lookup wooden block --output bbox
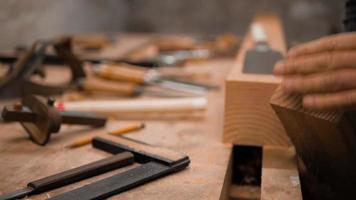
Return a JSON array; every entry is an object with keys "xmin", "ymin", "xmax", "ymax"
[
  {"xmin": 224, "ymin": 13, "xmax": 291, "ymax": 146},
  {"xmin": 261, "ymin": 146, "xmax": 302, "ymax": 200},
  {"xmin": 230, "ymin": 185, "xmax": 260, "ymax": 200},
  {"xmin": 270, "ymin": 88, "xmax": 356, "ymax": 199}
]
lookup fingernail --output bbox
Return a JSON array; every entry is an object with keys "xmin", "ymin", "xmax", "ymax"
[{"xmin": 273, "ymin": 61, "xmax": 284, "ymax": 74}]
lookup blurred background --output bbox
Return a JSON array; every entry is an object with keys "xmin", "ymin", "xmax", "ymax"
[{"xmin": 0, "ymin": 0, "xmax": 345, "ymax": 50}]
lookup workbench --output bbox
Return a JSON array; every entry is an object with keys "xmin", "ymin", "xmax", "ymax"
[{"xmin": 0, "ymin": 34, "xmax": 233, "ymax": 199}]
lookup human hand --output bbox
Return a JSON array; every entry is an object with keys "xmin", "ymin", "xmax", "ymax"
[{"xmin": 274, "ymin": 33, "xmax": 356, "ymax": 111}]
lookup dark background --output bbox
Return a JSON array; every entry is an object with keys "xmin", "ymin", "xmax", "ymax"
[{"xmin": 0, "ymin": 0, "xmax": 345, "ymax": 50}]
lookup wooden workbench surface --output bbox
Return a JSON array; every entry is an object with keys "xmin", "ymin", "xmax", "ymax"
[{"xmin": 0, "ymin": 34, "xmax": 233, "ymax": 200}]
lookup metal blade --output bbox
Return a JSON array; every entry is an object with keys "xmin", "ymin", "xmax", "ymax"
[
  {"xmin": 154, "ymin": 79, "xmax": 216, "ymax": 95},
  {"xmin": 0, "ymin": 187, "xmax": 33, "ymax": 200}
]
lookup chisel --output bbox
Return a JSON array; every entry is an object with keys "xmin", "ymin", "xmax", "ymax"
[{"xmin": 93, "ymin": 63, "xmax": 217, "ymax": 95}]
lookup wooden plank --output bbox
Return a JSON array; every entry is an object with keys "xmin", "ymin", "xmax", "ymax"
[
  {"xmin": 270, "ymin": 88, "xmax": 356, "ymax": 199},
  {"xmin": 261, "ymin": 146, "xmax": 302, "ymax": 200},
  {"xmin": 223, "ymin": 13, "xmax": 291, "ymax": 147}
]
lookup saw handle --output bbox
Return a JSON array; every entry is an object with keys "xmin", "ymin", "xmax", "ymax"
[
  {"xmin": 94, "ymin": 64, "xmax": 148, "ymax": 84},
  {"xmin": 28, "ymin": 152, "xmax": 134, "ymax": 194},
  {"xmin": 80, "ymin": 78, "xmax": 141, "ymax": 96}
]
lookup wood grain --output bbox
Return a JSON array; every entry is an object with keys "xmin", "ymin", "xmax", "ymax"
[
  {"xmin": 270, "ymin": 87, "xmax": 356, "ymax": 199},
  {"xmin": 261, "ymin": 146, "xmax": 302, "ymax": 200},
  {"xmin": 224, "ymin": 13, "xmax": 291, "ymax": 147}
]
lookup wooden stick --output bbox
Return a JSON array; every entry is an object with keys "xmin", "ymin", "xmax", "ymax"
[
  {"xmin": 66, "ymin": 122, "xmax": 145, "ymax": 149},
  {"xmin": 56, "ymin": 97, "xmax": 207, "ymax": 113}
]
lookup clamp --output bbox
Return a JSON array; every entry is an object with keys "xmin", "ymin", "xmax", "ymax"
[{"xmin": 0, "ymin": 136, "xmax": 190, "ymax": 200}]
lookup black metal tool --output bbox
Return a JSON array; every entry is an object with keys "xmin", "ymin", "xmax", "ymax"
[
  {"xmin": 0, "ymin": 37, "xmax": 86, "ymax": 98},
  {"xmin": 49, "ymin": 136, "xmax": 190, "ymax": 200},
  {"xmin": 0, "ymin": 49, "xmax": 160, "ymax": 68},
  {"xmin": 1, "ymin": 95, "xmax": 107, "ymax": 145},
  {"xmin": 243, "ymin": 23, "xmax": 283, "ymax": 74},
  {"xmin": 0, "ymin": 151, "xmax": 134, "ymax": 200}
]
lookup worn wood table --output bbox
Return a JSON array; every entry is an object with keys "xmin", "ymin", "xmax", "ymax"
[{"xmin": 0, "ymin": 34, "xmax": 233, "ymax": 200}]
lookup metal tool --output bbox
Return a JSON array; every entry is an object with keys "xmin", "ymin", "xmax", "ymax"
[
  {"xmin": 94, "ymin": 64, "xmax": 218, "ymax": 95},
  {"xmin": 1, "ymin": 95, "xmax": 107, "ymax": 145},
  {"xmin": 0, "ymin": 50, "xmax": 162, "ymax": 68},
  {"xmin": 128, "ymin": 48, "xmax": 213, "ymax": 67},
  {"xmin": 49, "ymin": 136, "xmax": 190, "ymax": 200},
  {"xmin": 0, "ymin": 37, "xmax": 86, "ymax": 98},
  {"xmin": 243, "ymin": 23, "xmax": 283, "ymax": 74},
  {"xmin": 0, "ymin": 151, "xmax": 134, "ymax": 200}
]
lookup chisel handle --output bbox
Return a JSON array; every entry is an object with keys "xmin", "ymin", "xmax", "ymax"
[
  {"xmin": 28, "ymin": 152, "xmax": 134, "ymax": 194},
  {"xmin": 80, "ymin": 78, "xmax": 142, "ymax": 96},
  {"xmin": 94, "ymin": 64, "xmax": 148, "ymax": 84}
]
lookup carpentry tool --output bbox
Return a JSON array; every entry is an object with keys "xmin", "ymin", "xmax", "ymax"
[
  {"xmin": 55, "ymin": 97, "xmax": 207, "ymax": 113},
  {"xmin": 94, "ymin": 63, "xmax": 217, "ymax": 95},
  {"xmin": 243, "ymin": 23, "xmax": 283, "ymax": 74},
  {"xmin": 66, "ymin": 122, "xmax": 145, "ymax": 148},
  {"xmin": 129, "ymin": 49, "xmax": 213, "ymax": 67},
  {"xmin": 0, "ymin": 37, "xmax": 86, "ymax": 98},
  {"xmin": 0, "ymin": 151, "xmax": 134, "ymax": 200},
  {"xmin": 24, "ymin": 77, "xmax": 142, "ymax": 97},
  {"xmin": 0, "ymin": 36, "xmax": 142, "ymax": 97},
  {"xmin": 1, "ymin": 95, "xmax": 107, "ymax": 145},
  {"xmin": 49, "ymin": 136, "xmax": 190, "ymax": 200}
]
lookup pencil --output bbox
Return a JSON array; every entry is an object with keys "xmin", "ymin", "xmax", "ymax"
[{"xmin": 66, "ymin": 122, "xmax": 145, "ymax": 149}]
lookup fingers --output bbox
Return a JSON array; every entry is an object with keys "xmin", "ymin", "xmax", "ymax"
[
  {"xmin": 281, "ymin": 69, "xmax": 356, "ymax": 94},
  {"xmin": 287, "ymin": 33, "xmax": 356, "ymax": 58},
  {"xmin": 274, "ymin": 51, "xmax": 356, "ymax": 75},
  {"xmin": 303, "ymin": 90, "xmax": 356, "ymax": 111}
]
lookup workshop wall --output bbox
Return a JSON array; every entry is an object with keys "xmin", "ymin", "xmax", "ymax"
[{"xmin": 0, "ymin": 0, "xmax": 344, "ymax": 50}]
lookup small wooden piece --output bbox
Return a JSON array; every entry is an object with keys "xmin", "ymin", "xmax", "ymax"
[
  {"xmin": 81, "ymin": 78, "xmax": 140, "ymax": 96},
  {"xmin": 261, "ymin": 146, "xmax": 302, "ymax": 200},
  {"xmin": 94, "ymin": 64, "xmax": 148, "ymax": 84},
  {"xmin": 223, "ymin": 13, "xmax": 290, "ymax": 147},
  {"xmin": 66, "ymin": 122, "xmax": 145, "ymax": 149},
  {"xmin": 270, "ymin": 88, "xmax": 356, "ymax": 199},
  {"xmin": 230, "ymin": 185, "xmax": 260, "ymax": 200}
]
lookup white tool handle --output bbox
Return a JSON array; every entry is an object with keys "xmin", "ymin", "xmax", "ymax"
[
  {"xmin": 251, "ymin": 23, "xmax": 267, "ymax": 43},
  {"xmin": 56, "ymin": 97, "xmax": 207, "ymax": 113}
]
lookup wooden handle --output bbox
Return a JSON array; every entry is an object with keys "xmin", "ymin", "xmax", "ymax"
[
  {"xmin": 28, "ymin": 152, "xmax": 134, "ymax": 193},
  {"xmin": 73, "ymin": 35, "xmax": 110, "ymax": 50},
  {"xmin": 94, "ymin": 64, "xmax": 148, "ymax": 84},
  {"xmin": 80, "ymin": 78, "xmax": 141, "ymax": 96}
]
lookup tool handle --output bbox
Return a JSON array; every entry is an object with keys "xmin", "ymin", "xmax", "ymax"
[
  {"xmin": 1, "ymin": 107, "xmax": 36, "ymax": 122},
  {"xmin": 60, "ymin": 111, "xmax": 107, "ymax": 127},
  {"xmin": 28, "ymin": 152, "xmax": 134, "ymax": 194},
  {"xmin": 94, "ymin": 64, "xmax": 148, "ymax": 84},
  {"xmin": 80, "ymin": 78, "xmax": 141, "ymax": 96}
]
